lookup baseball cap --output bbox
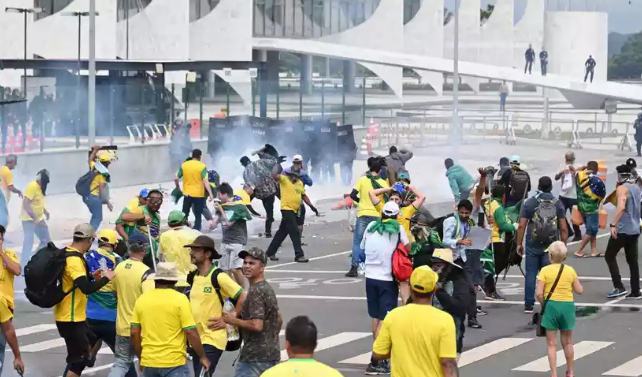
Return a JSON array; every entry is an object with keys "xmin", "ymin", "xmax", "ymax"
[
  {"xmin": 293, "ymin": 155, "xmax": 303, "ymax": 162},
  {"xmin": 510, "ymin": 155, "xmax": 521, "ymax": 164},
  {"xmin": 127, "ymin": 232, "xmax": 149, "ymax": 245},
  {"xmin": 154, "ymin": 262, "xmax": 180, "ymax": 282},
  {"xmin": 97, "ymin": 229, "xmax": 119, "ymax": 245},
  {"xmin": 239, "ymin": 247, "xmax": 268, "ymax": 265},
  {"xmin": 410, "ymin": 266, "xmax": 439, "ymax": 294},
  {"xmin": 185, "ymin": 235, "xmax": 220, "ymax": 259},
  {"xmin": 139, "ymin": 188, "xmax": 150, "ymax": 198},
  {"xmin": 167, "ymin": 210, "xmax": 186, "ymax": 226},
  {"xmin": 73, "ymin": 224, "xmax": 95, "ymax": 239},
  {"xmin": 382, "ymin": 202, "xmax": 400, "ymax": 217}
]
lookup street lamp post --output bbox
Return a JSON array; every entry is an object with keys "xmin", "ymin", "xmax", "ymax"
[
  {"xmin": 4, "ymin": 7, "xmax": 43, "ymax": 98},
  {"xmin": 452, "ymin": 0, "xmax": 460, "ymax": 150},
  {"xmin": 62, "ymin": 11, "xmax": 99, "ymax": 149}
]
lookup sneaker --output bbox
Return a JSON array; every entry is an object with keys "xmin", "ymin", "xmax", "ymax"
[
  {"xmin": 264, "ymin": 233, "xmax": 272, "ymax": 238},
  {"xmin": 365, "ymin": 363, "xmax": 386, "ymax": 375},
  {"xmin": 268, "ymin": 255, "xmax": 279, "ymax": 262},
  {"xmin": 476, "ymin": 306, "xmax": 488, "ymax": 316},
  {"xmin": 345, "ymin": 266, "xmax": 358, "ymax": 278},
  {"xmin": 468, "ymin": 318, "xmax": 482, "ymax": 329},
  {"xmin": 295, "ymin": 256, "xmax": 309, "ymax": 263},
  {"xmin": 380, "ymin": 360, "xmax": 391, "ymax": 374},
  {"xmin": 626, "ymin": 292, "xmax": 642, "ymax": 299},
  {"xmin": 607, "ymin": 288, "xmax": 628, "ymax": 299},
  {"xmin": 524, "ymin": 305, "xmax": 534, "ymax": 314},
  {"xmin": 485, "ymin": 292, "xmax": 506, "ymax": 301}
]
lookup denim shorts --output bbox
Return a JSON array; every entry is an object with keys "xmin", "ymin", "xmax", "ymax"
[
  {"xmin": 234, "ymin": 361, "xmax": 279, "ymax": 377},
  {"xmin": 365, "ymin": 278, "xmax": 398, "ymax": 320},
  {"xmin": 582, "ymin": 212, "xmax": 599, "ymax": 237}
]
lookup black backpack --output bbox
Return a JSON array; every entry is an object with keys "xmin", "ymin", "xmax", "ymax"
[
  {"xmin": 24, "ymin": 242, "xmax": 85, "ymax": 308},
  {"xmin": 186, "ymin": 268, "xmax": 242, "ymax": 352},
  {"xmin": 509, "ymin": 170, "xmax": 530, "ymax": 200},
  {"xmin": 530, "ymin": 197, "xmax": 560, "ymax": 244},
  {"xmin": 76, "ymin": 169, "xmax": 99, "ymax": 197}
]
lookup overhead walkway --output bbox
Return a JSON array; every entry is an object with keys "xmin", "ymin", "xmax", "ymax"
[{"xmin": 253, "ymin": 37, "xmax": 642, "ymax": 106}]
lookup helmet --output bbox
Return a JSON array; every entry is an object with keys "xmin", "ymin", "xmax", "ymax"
[
  {"xmin": 97, "ymin": 229, "xmax": 119, "ymax": 245},
  {"xmin": 97, "ymin": 150, "xmax": 112, "ymax": 163},
  {"xmin": 139, "ymin": 188, "xmax": 150, "ymax": 198}
]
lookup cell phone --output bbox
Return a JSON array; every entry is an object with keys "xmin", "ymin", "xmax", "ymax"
[{"xmin": 15, "ymin": 366, "xmax": 23, "ymax": 377}]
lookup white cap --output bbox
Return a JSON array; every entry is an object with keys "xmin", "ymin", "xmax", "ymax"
[
  {"xmin": 293, "ymin": 154, "xmax": 303, "ymax": 162},
  {"xmin": 382, "ymin": 201, "xmax": 400, "ymax": 216}
]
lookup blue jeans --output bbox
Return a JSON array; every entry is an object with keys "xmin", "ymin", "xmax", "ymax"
[
  {"xmin": 351, "ymin": 216, "xmax": 379, "ymax": 267},
  {"xmin": 107, "ymin": 335, "xmax": 137, "ymax": 377},
  {"xmin": 189, "ymin": 345, "xmax": 223, "ymax": 376},
  {"xmin": 524, "ymin": 244, "xmax": 551, "ymax": 306},
  {"xmin": 234, "ymin": 361, "xmax": 279, "ymax": 377},
  {"xmin": 143, "ymin": 364, "xmax": 189, "ymax": 377},
  {"xmin": 83, "ymin": 195, "xmax": 103, "ymax": 232},
  {"xmin": 0, "ymin": 325, "xmax": 6, "ymax": 377},
  {"xmin": 21, "ymin": 220, "xmax": 51, "ymax": 268}
]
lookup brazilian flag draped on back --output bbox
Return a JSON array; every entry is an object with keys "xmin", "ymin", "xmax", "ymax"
[{"xmin": 221, "ymin": 195, "xmax": 253, "ymax": 222}]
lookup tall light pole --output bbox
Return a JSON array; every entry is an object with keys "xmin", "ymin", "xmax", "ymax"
[
  {"xmin": 62, "ymin": 11, "xmax": 99, "ymax": 149},
  {"xmin": 4, "ymin": 7, "xmax": 43, "ymax": 97},
  {"xmin": 452, "ymin": 0, "xmax": 460, "ymax": 149},
  {"xmin": 88, "ymin": 0, "xmax": 97, "ymax": 146}
]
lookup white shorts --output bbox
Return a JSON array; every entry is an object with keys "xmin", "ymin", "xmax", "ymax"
[{"xmin": 219, "ymin": 243, "xmax": 244, "ymax": 271}]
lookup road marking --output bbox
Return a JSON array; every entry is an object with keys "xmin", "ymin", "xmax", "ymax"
[
  {"xmin": 16, "ymin": 324, "xmax": 57, "ymax": 336},
  {"xmin": 605, "ymin": 295, "xmax": 628, "ymax": 307},
  {"xmin": 459, "ymin": 338, "xmax": 534, "ymax": 367},
  {"xmin": 20, "ymin": 338, "xmax": 66, "ymax": 352},
  {"xmin": 603, "ymin": 355, "xmax": 642, "ymax": 376},
  {"xmin": 567, "ymin": 233, "xmax": 609, "ymax": 245},
  {"xmin": 512, "ymin": 341, "xmax": 613, "ymax": 372},
  {"xmin": 339, "ymin": 352, "xmax": 371, "ymax": 365},
  {"xmin": 265, "ymin": 251, "xmax": 351, "ymax": 270},
  {"xmin": 287, "ymin": 332, "xmax": 369, "ymax": 362}
]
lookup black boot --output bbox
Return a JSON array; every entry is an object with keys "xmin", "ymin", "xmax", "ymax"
[{"xmin": 345, "ymin": 266, "xmax": 358, "ymax": 277}]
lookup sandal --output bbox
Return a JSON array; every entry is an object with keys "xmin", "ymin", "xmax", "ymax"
[
  {"xmin": 590, "ymin": 253, "xmax": 604, "ymax": 258},
  {"xmin": 574, "ymin": 253, "xmax": 586, "ymax": 258}
]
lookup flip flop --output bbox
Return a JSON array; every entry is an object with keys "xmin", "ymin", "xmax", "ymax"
[
  {"xmin": 590, "ymin": 253, "xmax": 604, "ymax": 258},
  {"xmin": 574, "ymin": 253, "xmax": 586, "ymax": 258}
]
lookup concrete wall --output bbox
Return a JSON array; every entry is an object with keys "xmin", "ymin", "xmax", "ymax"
[
  {"xmin": 479, "ymin": 0, "xmax": 514, "ymax": 69},
  {"xmin": 514, "ymin": 0, "xmax": 545, "ymax": 70},
  {"xmin": 32, "ymin": 0, "xmax": 117, "ymax": 60},
  {"xmin": 12, "ymin": 140, "xmax": 207, "ymax": 196},
  {"xmin": 444, "ymin": 0, "xmax": 481, "ymax": 92}
]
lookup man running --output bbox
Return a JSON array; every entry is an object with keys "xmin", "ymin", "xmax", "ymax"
[
  {"xmin": 0, "ymin": 154, "xmax": 22, "ymax": 202},
  {"xmin": 0, "ymin": 224, "xmax": 23, "ymax": 376},
  {"xmin": 573, "ymin": 161, "xmax": 606, "ymax": 257},
  {"xmin": 85, "ymin": 146, "xmax": 115, "ymax": 231},
  {"xmin": 175, "ymin": 149, "xmax": 214, "ymax": 231},
  {"xmin": 20, "ymin": 169, "xmax": 51, "ymax": 268},
  {"xmin": 444, "ymin": 158, "xmax": 474, "ymax": 202},
  {"xmin": 241, "ymin": 145, "xmax": 281, "ymax": 238},
  {"xmin": 216, "ymin": 183, "xmax": 252, "ymax": 284},
  {"xmin": 605, "ymin": 164, "xmax": 642, "ymax": 299}
]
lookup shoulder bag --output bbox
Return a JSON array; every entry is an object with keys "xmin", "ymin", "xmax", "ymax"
[{"xmin": 532, "ymin": 264, "xmax": 565, "ymax": 337}]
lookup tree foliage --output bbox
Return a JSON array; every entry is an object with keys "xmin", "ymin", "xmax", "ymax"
[
  {"xmin": 480, "ymin": 4, "xmax": 494, "ymax": 24},
  {"xmin": 608, "ymin": 31, "xmax": 642, "ymax": 79}
]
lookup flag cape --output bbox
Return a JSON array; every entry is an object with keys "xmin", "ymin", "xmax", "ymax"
[{"xmin": 221, "ymin": 196, "xmax": 253, "ymax": 222}]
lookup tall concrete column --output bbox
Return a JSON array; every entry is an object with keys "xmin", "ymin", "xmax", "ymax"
[
  {"xmin": 343, "ymin": 60, "xmax": 355, "ymax": 93},
  {"xmin": 207, "ymin": 70, "xmax": 216, "ymax": 99},
  {"xmin": 266, "ymin": 50, "xmax": 280, "ymax": 93},
  {"xmin": 300, "ymin": 54, "xmax": 312, "ymax": 95}
]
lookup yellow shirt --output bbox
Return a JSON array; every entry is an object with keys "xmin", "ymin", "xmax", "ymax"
[
  {"xmin": 0, "ymin": 165, "xmax": 14, "ymax": 202},
  {"xmin": 54, "ymin": 248, "xmax": 88, "ymax": 322},
  {"xmin": 131, "ymin": 288, "xmax": 197, "ymax": 368},
  {"xmin": 0, "ymin": 297, "xmax": 13, "ymax": 323},
  {"xmin": 0, "ymin": 249, "xmax": 17, "ymax": 309},
  {"xmin": 178, "ymin": 160, "xmax": 207, "ymax": 198},
  {"xmin": 89, "ymin": 161, "xmax": 107, "ymax": 196},
  {"xmin": 126, "ymin": 197, "xmax": 141, "ymax": 211},
  {"xmin": 190, "ymin": 267, "xmax": 243, "ymax": 350},
  {"xmin": 355, "ymin": 176, "xmax": 389, "ymax": 217},
  {"xmin": 113, "ymin": 259, "xmax": 154, "ymax": 337},
  {"xmin": 279, "ymin": 175, "xmax": 305, "ymax": 212},
  {"xmin": 261, "ymin": 359, "xmax": 345, "ymax": 377},
  {"xmin": 234, "ymin": 189, "xmax": 252, "ymax": 205},
  {"xmin": 399, "ymin": 205, "xmax": 418, "ymax": 243},
  {"xmin": 373, "ymin": 304, "xmax": 457, "ymax": 377},
  {"xmin": 537, "ymin": 264, "xmax": 578, "ymax": 302},
  {"xmin": 158, "ymin": 227, "xmax": 201, "ymax": 287},
  {"xmin": 20, "ymin": 180, "xmax": 45, "ymax": 222}
]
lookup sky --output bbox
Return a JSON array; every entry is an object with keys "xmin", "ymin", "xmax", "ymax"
[{"xmin": 443, "ymin": 0, "xmax": 642, "ymax": 34}]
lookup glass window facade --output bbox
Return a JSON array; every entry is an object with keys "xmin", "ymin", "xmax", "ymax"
[{"xmin": 189, "ymin": 0, "xmax": 221, "ymax": 22}]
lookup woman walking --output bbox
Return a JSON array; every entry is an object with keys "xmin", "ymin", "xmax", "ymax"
[{"xmin": 536, "ymin": 241, "xmax": 583, "ymax": 377}]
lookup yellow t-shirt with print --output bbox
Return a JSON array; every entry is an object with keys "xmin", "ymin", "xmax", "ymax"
[
  {"xmin": 131, "ymin": 288, "xmax": 197, "ymax": 368},
  {"xmin": 178, "ymin": 160, "xmax": 207, "ymax": 198},
  {"xmin": 190, "ymin": 267, "xmax": 243, "ymax": 350},
  {"xmin": 113, "ymin": 259, "xmax": 153, "ymax": 337},
  {"xmin": 261, "ymin": 359, "xmax": 345, "ymax": 377},
  {"xmin": 20, "ymin": 180, "xmax": 45, "ymax": 222},
  {"xmin": 0, "ymin": 165, "xmax": 13, "ymax": 202},
  {"xmin": 234, "ymin": 189, "xmax": 252, "ymax": 205},
  {"xmin": 279, "ymin": 175, "xmax": 305, "ymax": 212},
  {"xmin": 158, "ymin": 227, "xmax": 200, "ymax": 287},
  {"xmin": 355, "ymin": 176, "xmax": 389, "ymax": 218},
  {"xmin": 0, "ymin": 249, "xmax": 18, "ymax": 309},
  {"xmin": 483, "ymin": 200, "xmax": 503, "ymax": 243},
  {"xmin": 537, "ymin": 264, "xmax": 578, "ymax": 302},
  {"xmin": 399, "ymin": 205, "xmax": 418, "ymax": 243},
  {"xmin": 54, "ymin": 248, "xmax": 88, "ymax": 322},
  {"xmin": 0, "ymin": 297, "xmax": 13, "ymax": 323},
  {"xmin": 89, "ymin": 161, "xmax": 107, "ymax": 196},
  {"xmin": 373, "ymin": 304, "xmax": 457, "ymax": 377},
  {"xmin": 126, "ymin": 197, "xmax": 141, "ymax": 211}
]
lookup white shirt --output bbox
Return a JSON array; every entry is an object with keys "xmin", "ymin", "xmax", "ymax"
[
  {"xmin": 361, "ymin": 222, "xmax": 410, "ymax": 281},
  {"xmin": 558, "ymin": 163, "xmax": 577, "ymax": 199}
]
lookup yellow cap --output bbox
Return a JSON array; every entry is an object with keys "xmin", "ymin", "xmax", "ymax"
[
  {"xmin": 410, "ymin": 266, "xmax": 439, "ymax": 294},
  {"xmin": 97, "ymin": 229, "xmax": 119, "ymax": 245},
  {"xmin": 97, "ymin": 150, "xmax": 112, "ymax": 163}
]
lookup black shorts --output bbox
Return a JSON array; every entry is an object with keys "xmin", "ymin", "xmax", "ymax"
[
  {"xmin": 366, "ymin": 278, "xmax": 398, "ymax": 320},
  {"xmin": 297, "ymin": 204, "xmax": 306, "ymax": 226},
  {"xmin": 56, "ymin": 321, "xmax": 97, "ymax": 374}
]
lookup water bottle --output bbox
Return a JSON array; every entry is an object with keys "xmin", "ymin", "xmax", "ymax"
[
  {"xmin": 223, "ymin": 298, "xmax": 240, "ymax": 341},
  {"xmin": 357, "ymin": 262, "xmax": 366, "ymax": 277}
]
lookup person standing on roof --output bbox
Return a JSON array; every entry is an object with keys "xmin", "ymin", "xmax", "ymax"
[
  {"xmin": 499, "ymin": 155, "xmax": 531, "ymax": 207},
  {"xmin": 633, "ymin": 113, "xmax": 642, "ymax": 157},
  {"xmin": 524, "ymin": 44, "xmax": 536, "ymax": 74},
  {"xmin": 86, "ymin": 146, "xmax": 115, "ymax": 232},
  {"xmin": 539, "ymin": 48, "xmax": 548, "ymax": 76},
  {"xmin": 385, "ymin": 146, "xmax": 413, "ymax": 186},
  {"xmin": 444, "ymin": 158, "xmax": 474, "ymax": 203},
  {"xmin": 584, "ymin": 55, "xmax": 596, "ymax": 83},
  {"xmin": 175, "ymin": 149, "xmax": 214, "ymax": 232}
]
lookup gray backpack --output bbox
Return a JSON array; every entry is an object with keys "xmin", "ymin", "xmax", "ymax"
[{"xmin": 530, "ymin": 197, "xmax": 559, "ymax": 243}]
